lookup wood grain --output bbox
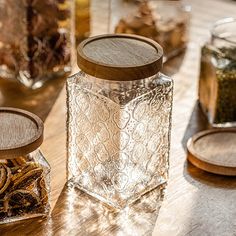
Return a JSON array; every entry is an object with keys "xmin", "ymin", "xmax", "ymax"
[
  {"xmin": 0, "ymin": 107, "xmax": 44, "ymax": 159},
  {"xmin": 0, "ymin": 0, "xmax": 236, "ymax": 235},
  {"xmin": 187, "ymin": 129, "xmax": 236, "ymax": 176},
  {"xmin": 77, "ymin": 34, "xmax": 163, "ymax": 80}
]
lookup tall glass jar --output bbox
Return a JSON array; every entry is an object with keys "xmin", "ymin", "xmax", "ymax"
[
  {"xmin": 110, "ymin": 0, "xmax": 191, "ymax": 61},
  {"xmin": 0, "ymin": 108, "xmax": 50, "ymax": 223},
  {"xmin": 0, "ymin": 0, "xmax": 73, "ymax": 89},
  {"xmin": 199, "ymin": 18, "xmax": 236, "ymax": 127},
  {"xmin": 67, "ymin": 34, "xmax": 173, "ymax": 208}
]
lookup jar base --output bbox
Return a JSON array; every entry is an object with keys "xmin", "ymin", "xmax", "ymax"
[
  {"xmin": 68, "ymin": 177, "xmax": 167, "ymax": 209},
  {"xmin": 0, "ymin": 212, "xmax": 49, "ymax": 225}
]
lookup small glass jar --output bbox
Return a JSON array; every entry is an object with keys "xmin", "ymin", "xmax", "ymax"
[
  {"xmin": 199, "ymin": 18, "xmax": 236, "ymax": 127},
  {"xmin": 110, "ymin": 0, "xmax": 191, "ymax": 61},
  {"xmin": 0, "ymin": 108, "xmax": 50, "ymax": 223},
  {"xmin": 0, "ymin": 0, "xmax": 73, "ymax": 89},
  {"xmin": 67, "ymin": 34, "xmax": 173, "ymax": 208}
]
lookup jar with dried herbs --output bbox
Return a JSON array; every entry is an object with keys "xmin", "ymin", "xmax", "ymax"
[
  {"xmin": 0, "ymin": 108, "xmax": 50, "ymax": 223},
  {"xmin": 199, "ymin": 18, "xmax": 236, "ymax": 127}
]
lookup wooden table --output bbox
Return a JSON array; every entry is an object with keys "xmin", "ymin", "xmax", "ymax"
[{"xmin": 1, "ymin": 0, "xmax": 236, "ymax": 235}]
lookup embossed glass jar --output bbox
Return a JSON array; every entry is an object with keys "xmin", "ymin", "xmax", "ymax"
[
  {"xmin": 67, "ymin": 34, "xmax": 173, "ymax": 208},
  {"xmin": 0, "ymin": 0, "xmax": 73, "ymax": 89},
  {"xmin": 199, "ymin": 18, "xmax": 236, "ymax": 127},
  {"xmin": 0, "ymin": 108, "xmax": 50, "ymax": 224}
]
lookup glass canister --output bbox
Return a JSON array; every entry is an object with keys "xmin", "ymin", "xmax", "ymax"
[
  {"xmin": 0, "ymin": 108, "xmax": 50, "ymax": 223},
  {"xmin": 110, "ymin": 0, "xmax": 191, "ymax": 61},
  {"xmin": 0, "ymin": 0, "xmax": 73, "ymax": 89},
  {"xmin": 199, "ymin": 18, "xmax": 236, "ymax": 127},
  {"xmin": 67, "ymin": 34, "xmax": 173, "ymax": 208}
]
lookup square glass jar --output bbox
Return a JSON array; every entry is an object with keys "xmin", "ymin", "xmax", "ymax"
[
  {"xmin": 0, "ymin": 0, "xmax": 73, "ymax": 89},
  {"xmin": 199, "ymin": 18, "xmax": 236, "ymax": 127},
  {"xmin": 0, "ymin": 108, "xmax": 50, "ymax": 223},
  {"xmin": 67, "ymin": 34, "xmax": 173, "ymax": 208},
  {"xmin": 110, "ymin": 0, "xmax": 191, "ymax": 61}
]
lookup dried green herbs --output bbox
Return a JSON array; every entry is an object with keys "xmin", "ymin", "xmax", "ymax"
[{"xmin": 199, "ymin": 45, "xmax": 236, "ymax": 126}]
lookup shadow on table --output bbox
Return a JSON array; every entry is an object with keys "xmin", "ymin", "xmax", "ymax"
[
  {"xmin": 0, "ymin": 76, "xmax": 66, "ymax": 122},
  {"xmin": 162, "ymin": 50, "xmax": 187, "ymax": 77},
  {"xmin": 181, "ymin": 100, "xmax": 236, "ymax": 187},
  {"xmin": 0, "ymin": 184, "xmax": 164, "ymax": 236},
  {"xmin": 181, "ymin": 101, "xmax": 209, "ymax": 152},
  {"xmin": 178, "ymin": 100, "xmax": 236, "ymax": 235}
]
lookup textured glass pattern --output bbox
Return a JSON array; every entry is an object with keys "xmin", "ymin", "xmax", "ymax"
[
  {"xmin": 67, "ymin": 72, "xmax": 173, "ymax": 208},
  {"xmin": 0, "ymin": 150, "xmax": 50, "ymax": 224},
  {"xmin": 0, "ymin": 0, "xmax": 72, "ymax": 89}
]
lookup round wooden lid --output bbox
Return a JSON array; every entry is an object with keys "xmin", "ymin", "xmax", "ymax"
[
  {"xmin": 77, "ymin": 34, "xmax": 163, "ymax": 81},
  {"xmin": 187, "ymin": 129, "xmax": 236, "ymax": 176},
  {"xmin": 0, "ymin": 107, "xmax": 44, "ymax": 159}
]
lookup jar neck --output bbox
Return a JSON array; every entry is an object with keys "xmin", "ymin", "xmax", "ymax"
[
  {"xmin": 76, "ymin": 71, "xmax": 162, "ymax": 105},
  {"xmin": 211, "ymin": 18, "xmax": 236, "ymax": 49}
]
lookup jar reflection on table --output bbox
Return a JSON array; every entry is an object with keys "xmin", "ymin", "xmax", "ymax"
[
  {"xmin": 199, "ymin": 18, "xmax": 236, "ymax": 127},
  {"xmin": 0, "ymin": 0, "xmax": 73, "ymax": 89},
  {"xmin": 110, "ymin": 0, "xmax": 191, "ymax": 61},
  {"xmin": 67, "ymin": 34, "xmax": 173, "ymax": 208}
]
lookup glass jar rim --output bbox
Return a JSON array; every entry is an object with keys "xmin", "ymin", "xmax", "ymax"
[{"xmin": 211, "ymin": 17, "xmax": 236, "ymax": 46}]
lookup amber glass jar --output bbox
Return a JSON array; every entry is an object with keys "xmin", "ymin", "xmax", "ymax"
[
  {"xmin": 0, "ymin": 0, "xmax": 73, "ymax": 89},
  {"xmin": 199, "ymin": 18, "xmax": 236, "ymax": 127},
  {"xmin": 0, "ymin": 108, "xmax": 50, "ymax": 223}
]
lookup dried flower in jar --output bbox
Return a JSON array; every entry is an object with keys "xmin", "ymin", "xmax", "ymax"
[
  {"xmin": 0, "ymin": 156, "xmax": 49, "ymax": 221},
  {"xmin": 0, "ymin": 0, "xmax": 71, "ymax": 88}
]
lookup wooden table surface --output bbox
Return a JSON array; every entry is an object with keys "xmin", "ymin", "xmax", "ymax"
[{"xmin": 1, "ymin": 0, "xmax": 236, "ymax": 235}]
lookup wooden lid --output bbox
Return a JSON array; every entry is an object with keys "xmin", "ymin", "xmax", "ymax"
[
  {"xmin": 0, "ymin": 107, "xmax": 44, "ymax": 159},
  {"xmin": 77, "ymin": 34, "xmax": 163, "ymax": 81},
  {"xmin": 187, "ymin": 129, "xmax": 236, "ymax": 176}
]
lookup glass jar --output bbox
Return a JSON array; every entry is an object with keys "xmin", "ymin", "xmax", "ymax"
[
  {"xmin": 67, "ymin": 34, "xmax": 173, "ymax": 208},
  {"xmin": 110, "ymin": 0, "xmax": 191, "ymax": 61},
  {"xmin": 0, "ymin": 108, "xmax": 50, "ymax": 223},
  {"xmin": 0, "ymin": 0, "xmax": 73, "ymax": 89},
  {"xmin": 199, "ymin": 18, "xmax": 236, "ymax": 127}
]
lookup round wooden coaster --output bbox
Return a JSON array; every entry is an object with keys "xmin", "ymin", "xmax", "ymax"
[
  {"xmin": 0, "ymin": 107, "xmax": 44, "ymax": 159},
  {"xmin": 187, "ymin": 129, "xmax": 236, "ymax": 176}
]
